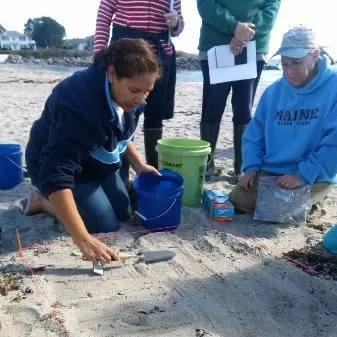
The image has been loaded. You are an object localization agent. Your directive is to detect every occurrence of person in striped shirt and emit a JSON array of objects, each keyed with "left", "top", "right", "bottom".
[{"left": 94, "top": 0, "right": 184, "bottom": 181}]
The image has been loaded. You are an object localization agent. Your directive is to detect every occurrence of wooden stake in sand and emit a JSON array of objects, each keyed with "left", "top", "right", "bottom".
[{"left": 16, "top": 228, "right": 23, "bottom": 257}]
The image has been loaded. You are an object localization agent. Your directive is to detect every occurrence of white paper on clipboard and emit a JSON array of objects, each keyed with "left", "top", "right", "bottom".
[{"left": 207, "top": 41, "right": 257, "bottom": 84}]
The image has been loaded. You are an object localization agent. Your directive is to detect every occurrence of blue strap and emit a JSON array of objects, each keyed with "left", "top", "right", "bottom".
[
  {"left": 90, "top": 133, "right": 134, "bottom": 164},
  {"left": 92, "top": 73, "right": 144, "bottom": 165}
]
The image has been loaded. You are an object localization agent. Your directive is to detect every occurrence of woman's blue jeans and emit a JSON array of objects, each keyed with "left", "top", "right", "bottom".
[{"left": 73, "top": 171, "right": 131, "bottom": 234}]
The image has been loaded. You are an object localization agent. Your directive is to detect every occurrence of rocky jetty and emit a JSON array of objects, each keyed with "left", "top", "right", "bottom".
[{"left": 5, "top": 52, "right": 201, "bottom": 71}]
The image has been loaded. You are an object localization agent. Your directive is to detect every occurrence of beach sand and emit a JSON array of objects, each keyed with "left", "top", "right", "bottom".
[{"left": 1, "top": 65, "right": 337, "bottom": 337}]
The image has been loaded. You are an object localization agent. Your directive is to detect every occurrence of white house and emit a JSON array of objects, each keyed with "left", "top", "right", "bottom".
[
  {"left": 77, "top": 43, "right": 87, "bottom": 51},
  {"left": 0, "top": 31, "right": 36, "bottom": 50}
]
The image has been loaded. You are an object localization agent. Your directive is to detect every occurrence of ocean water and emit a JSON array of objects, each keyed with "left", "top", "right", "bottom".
[
  {"left": 177, "top": 69, "right": 282, "bottom": 86},
  {"left": 1, "top": 63, "right": 282, "bottom": 86}
]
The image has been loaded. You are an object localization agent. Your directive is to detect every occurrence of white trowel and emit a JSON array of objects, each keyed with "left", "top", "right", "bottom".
[
  {"left": 88, "top": 250, "right": 175, "bottom": 275},
  {"left": 118, "top": 250, "right": 176, "bottom": 264},
  {"left": 93, "top": 261, "right": 104, "bottom": 276}
]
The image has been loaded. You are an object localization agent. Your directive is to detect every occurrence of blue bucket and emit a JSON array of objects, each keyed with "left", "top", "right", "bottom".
[
  {"left": 134, "top": 169, "right": 184, "bottom": 231},
  {"left": 323, "top": 224, "right": 337, "bottom": 254},
  {"left": 0, "top": 144, "right": 23, "bottom": 190}
]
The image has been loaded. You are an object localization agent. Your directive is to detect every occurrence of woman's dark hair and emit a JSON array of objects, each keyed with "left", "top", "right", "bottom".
[{"left": 94, "top": 39, "right": 161, "bottom": 79}]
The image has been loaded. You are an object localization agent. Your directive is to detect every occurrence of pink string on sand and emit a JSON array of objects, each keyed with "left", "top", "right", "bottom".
[
  {"left": 16, "top": 219, "right": 330, "bottom": 337},
  {"left": 22, "top": 223, "right": 194, "bottom": 251},
  {"left": 17, "top": 230, "right": 72, "bottom": 336},
  {"left": 212, "top": 221, "right": 331, "bottom": 279}
]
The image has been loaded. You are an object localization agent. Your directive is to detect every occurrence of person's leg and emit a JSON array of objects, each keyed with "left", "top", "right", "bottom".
[
  {"left": 73, "top": 180, "right": 122, "bottom": 234},
  {"left": 229, "top": 171, "right": 273, "bottom": 213},
  {"left": 24, "top": 189, "right": 57, "bottom": 217},
  {"left": 231, "top": 61, "right": 265, "bottom": 176},
  {"left": 143, "top": 127, "right": 162, "bottom": 168},
  {"left": 143, "top": 55, "right": 174, "bottom": 168},
  {"left": 252, "top": 61, "right": 265, "bottom": 104},
  {"left": 100, "top": 171, "right": 132, "bottom": 222},
  {"left": 24, "top": 142, "right": 57, "bottom": 217},
  {"left": 119, "top": 154, "right": 131, "bottom": 186},
  {"left": 200, "top": 60, "right": 231, "bottom": 179},
  {"left": 229, "top": 173, "right": 261, "bottom": 213},
  {"left": 230, "top": 171, "right": 334, "bottom": 215}
]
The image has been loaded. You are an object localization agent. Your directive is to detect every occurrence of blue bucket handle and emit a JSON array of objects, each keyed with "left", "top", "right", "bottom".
[
  {"left": 6, "top": 157, "right": 27, "bottom": 173},
  {"left": 135, "top": 198, "right": 177, "bottom": 222}
]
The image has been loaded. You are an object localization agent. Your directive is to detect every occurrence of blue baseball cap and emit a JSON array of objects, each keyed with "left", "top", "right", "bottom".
[{"left": 273, "top": 26, "right": 319, "bottom": 58}]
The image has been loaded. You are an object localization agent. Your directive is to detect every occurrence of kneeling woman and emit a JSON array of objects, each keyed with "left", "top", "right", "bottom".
[{"left": 25, "top": 39, "right": 160, "bottom": 264}]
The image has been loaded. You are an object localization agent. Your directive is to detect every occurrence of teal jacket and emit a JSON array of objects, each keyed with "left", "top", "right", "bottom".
[{"left": 197, "top": 0, "right": 281, "bottom": 54}]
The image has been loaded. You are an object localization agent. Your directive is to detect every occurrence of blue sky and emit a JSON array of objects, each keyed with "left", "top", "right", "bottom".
[{"left": 1, "top": 0, "right": 336, "bottom": 57}]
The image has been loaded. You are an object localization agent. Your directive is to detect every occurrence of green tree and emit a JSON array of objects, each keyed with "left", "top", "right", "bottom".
[
  {"left": 0, "top": 24, "right": 6, "bottom": 33},
  {"left": 24, "top": 17, "right": 66, "bottom": 48}
]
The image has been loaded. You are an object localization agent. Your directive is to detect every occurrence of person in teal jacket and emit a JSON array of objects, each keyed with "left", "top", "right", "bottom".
[
  {"left": 197, "top": 0, "right": 281, "bottom": 179},
  {"left": 229, "top": 26, "right": 337, "bottom": 214}
]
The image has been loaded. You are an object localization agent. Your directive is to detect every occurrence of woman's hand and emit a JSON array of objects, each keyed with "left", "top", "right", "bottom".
[
  {"left": 230, "top": 37, "right": 245, "bottom": 56},
  {"left": 134, "top": 163, "right": 161, "bottom": 176},
  {"left": 48, "top": 190, "right": 120, "bottom": 266},
  {"left": 163, "top": 9, "right": 179, "bottom": 28},
  {"left": 77, "top": 234, "right": 120, "bottom": 265},
  {"left": 234, "top": 22, "right": 255, "bottom": 43},
  {"left": 125, "top": 142, "right": 161, "bottom": 176}
]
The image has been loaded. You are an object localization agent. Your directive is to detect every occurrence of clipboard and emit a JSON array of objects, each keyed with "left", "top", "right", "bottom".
[{"left": 208, "top": 41, "right": 257, "bottom": 84}]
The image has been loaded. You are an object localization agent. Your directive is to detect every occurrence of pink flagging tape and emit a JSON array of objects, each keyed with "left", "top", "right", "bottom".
[
  {"left": 17, "top": 223, "right": 194, "bottom": 336},
  {"left": 19, "top": 250, "right": 72, "bottom": 336},
  {"left": 22, "top": 223, "right": 194, "bottom": 251},
  {"left": 95, "top": 223, "right": 193, "bottom": 241},
  {"left": 282, "top": 255, "right": 330, "bottom": 278},
  {"left": 212, "top": 222, "right": 271, "bottom": 251},
  {"left": 21, "top": 219, "right": 330, "bottom": 279},
  {"left": 211, "top": 221, "right": 332, "bottom": 280},
  {"left": 13, "top": 219, "right": 332, "bottom": 337}
]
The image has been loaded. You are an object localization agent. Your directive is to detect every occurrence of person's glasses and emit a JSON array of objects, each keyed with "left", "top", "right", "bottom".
[
  {"left": 281, "top": 58, "right": 305, "bottom": 70},
  {"left": 281, "top": 51, "right": 314, "bottom": 70}
]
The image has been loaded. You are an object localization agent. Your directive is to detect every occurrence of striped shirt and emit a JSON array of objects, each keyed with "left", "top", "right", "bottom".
[{"left": 94, "top": 0, "right": 184, "bottom": 55}]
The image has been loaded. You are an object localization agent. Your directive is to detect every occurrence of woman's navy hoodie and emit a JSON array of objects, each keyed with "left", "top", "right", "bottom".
[{"left": 25, "top": 64, "right": 142, "bottom": 197}]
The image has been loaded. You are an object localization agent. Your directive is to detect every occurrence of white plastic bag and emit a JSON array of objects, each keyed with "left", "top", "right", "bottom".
[{"left": 254, "top": 176, "right": 311, "bottom": 224}]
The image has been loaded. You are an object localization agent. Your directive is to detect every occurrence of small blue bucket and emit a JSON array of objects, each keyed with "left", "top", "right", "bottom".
[
  {"left": 134, "top": 169, "right": 184, "bottom": 231},
  {"left": 323, "top": 224, "right": 337, "bottom": 254},
  {"left": 0, "top": 144, "right": 23, "bottom": 190}
]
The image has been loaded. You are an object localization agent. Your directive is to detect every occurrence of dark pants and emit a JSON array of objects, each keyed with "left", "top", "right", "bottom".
[
  {"left": 27, "top": 144, "right": 131, "bottom": 233},
  {"left": 72, "top": 171, "right": 131, "bottom": 233},
  {"left": 110, "top": 25, "right": 176, "bottom": 128},
  {"left": 200, "top": 60, "right": 265, "bottom": 125},
  {"left": 144, "top": 53, "right": 176, "bottom": 128}
]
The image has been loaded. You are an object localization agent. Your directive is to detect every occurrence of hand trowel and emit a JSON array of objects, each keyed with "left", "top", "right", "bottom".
[
  {"left": 118, "top": 250, "right": 175, "bottom": 264},
  {"left": 93, "top": 261, "right": 104, "bottom": 276}
]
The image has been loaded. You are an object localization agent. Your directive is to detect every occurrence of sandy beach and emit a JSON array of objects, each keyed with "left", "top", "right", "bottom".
[{"left": 1, "top": 65, "right": 337, "bottom": 337}]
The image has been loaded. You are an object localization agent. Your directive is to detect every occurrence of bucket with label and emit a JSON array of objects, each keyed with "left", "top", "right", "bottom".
[{"left": 156, "top": 139, "right": 210, "bottom": 206}]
